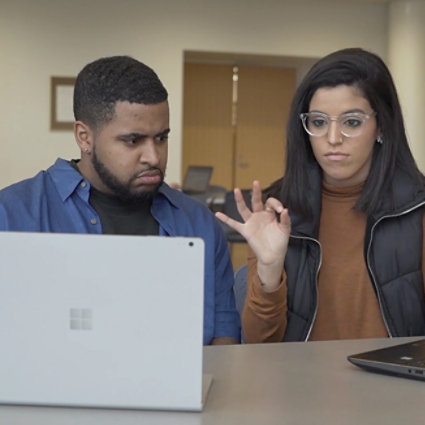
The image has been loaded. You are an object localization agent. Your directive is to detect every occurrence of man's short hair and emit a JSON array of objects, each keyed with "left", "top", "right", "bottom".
[{"left": 73, "top": 55, "right": 168, "bottom": 129}]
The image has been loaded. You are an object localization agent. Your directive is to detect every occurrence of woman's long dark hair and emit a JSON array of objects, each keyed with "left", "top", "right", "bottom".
[{"left": 269, "top": 48, "right": 423, "bottom": 218}]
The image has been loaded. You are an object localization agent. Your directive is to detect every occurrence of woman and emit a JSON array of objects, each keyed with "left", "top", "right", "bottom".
[{"left": 216, "top": 48, "right": 425, "bottom": 343}]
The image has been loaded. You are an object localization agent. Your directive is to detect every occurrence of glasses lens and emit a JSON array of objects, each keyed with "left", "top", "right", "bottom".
[
  {"left": 302, "top": 113, "right": 328, "bottom": 137},
  {"left": 339, "top": 114, "right": 367, "bottom": 137}
]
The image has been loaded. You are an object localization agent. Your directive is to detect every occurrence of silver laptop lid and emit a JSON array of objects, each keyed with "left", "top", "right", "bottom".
[{"left": 0, "top": 232, "right": 207, "bottom": 411}]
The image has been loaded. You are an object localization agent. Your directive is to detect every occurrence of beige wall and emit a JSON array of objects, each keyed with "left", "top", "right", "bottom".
[
  {"left": 388, "top": 0, "right": 425, "bottom": 172},
  {"left": 0, "top": 0, "right": 388, "bottom": 188}
]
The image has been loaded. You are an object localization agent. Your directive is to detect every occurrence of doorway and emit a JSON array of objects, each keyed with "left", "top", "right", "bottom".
[{"left": 182, "top": 52, "right": 313, "bottom": 270}]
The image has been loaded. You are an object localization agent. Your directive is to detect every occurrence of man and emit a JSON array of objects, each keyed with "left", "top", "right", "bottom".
[{"left": 0, "top": 56, "right": 240, "bottom": 345}]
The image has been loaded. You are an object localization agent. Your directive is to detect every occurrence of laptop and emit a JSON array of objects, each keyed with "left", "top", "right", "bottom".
[
  {"left": 182, "top": 166, "right": 213, "bottom": 195},
  {"left": 0, "top": 231, "right": 212, "bottom": 411},
  {"left": 348, "top": 338, "right": 425, "bottom": 381}
]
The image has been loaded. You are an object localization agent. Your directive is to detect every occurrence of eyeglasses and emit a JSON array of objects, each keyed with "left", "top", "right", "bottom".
[{"left": 300, "top": 111, "right": 376, "bottom": 138}]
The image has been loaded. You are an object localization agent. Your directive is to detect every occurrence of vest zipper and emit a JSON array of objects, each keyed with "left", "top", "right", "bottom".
[
  {"left": 289, "top": 234, "right": 322, "bottom": 341},
  {"left": 366, "top": 200, "right": 425, "bottom": 338}
]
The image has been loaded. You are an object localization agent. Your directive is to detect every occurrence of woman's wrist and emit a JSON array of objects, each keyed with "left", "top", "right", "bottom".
[{"left": 257, "top": 259, "right": 285, "bottom": 292}]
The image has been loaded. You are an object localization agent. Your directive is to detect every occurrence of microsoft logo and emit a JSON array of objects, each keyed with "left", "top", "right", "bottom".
[{"left": 70, "top": 308, "right": 93, "bottom": 330}]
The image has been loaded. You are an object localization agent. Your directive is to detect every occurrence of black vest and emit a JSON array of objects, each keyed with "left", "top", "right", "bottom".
[{"left": 283, "top": 167, "right": 425, "bottom": 341}]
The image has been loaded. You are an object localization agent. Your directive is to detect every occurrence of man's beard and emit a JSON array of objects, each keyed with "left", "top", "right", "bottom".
[{"left": 92, "top": 148, "right": 163, "bottom": 203}]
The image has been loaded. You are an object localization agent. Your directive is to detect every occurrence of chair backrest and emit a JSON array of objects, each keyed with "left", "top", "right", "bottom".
[
  {"left": 233, "top": 264, "right": 248, "bottom": 343},
  {"left": 233, "top": 264, "right": 248, "bottom": 318},
  {"left": 206, "top": 185, "right": 226, "bottom": 212}
]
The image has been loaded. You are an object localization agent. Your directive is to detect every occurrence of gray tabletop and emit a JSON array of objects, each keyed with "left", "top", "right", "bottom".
[{"left": 1, "top": 337, "right": 424, "bottom": 425}]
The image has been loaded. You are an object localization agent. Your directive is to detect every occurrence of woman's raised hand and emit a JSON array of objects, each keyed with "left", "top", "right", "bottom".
[{"left": 215, "top": 181, "right": 291, "bottom": 291}]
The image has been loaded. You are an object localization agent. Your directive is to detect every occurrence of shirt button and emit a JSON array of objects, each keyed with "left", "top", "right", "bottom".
[
  {"left": 81, "top": 181, "right": 87, "bottom": 188},
  {"left": 90, "top": 218, "right": 97, "bottom": 225}
]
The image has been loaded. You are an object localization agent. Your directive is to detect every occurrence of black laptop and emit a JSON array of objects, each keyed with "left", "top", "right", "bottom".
[
  {"left": 348, "top": 338, "right": 425, "bottom": 381},
  {"left": 182, "top": 166, "right": 213, "bottom": 195}
]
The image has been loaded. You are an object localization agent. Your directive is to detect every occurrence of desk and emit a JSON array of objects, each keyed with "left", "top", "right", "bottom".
[{"left": 1, "top": 337, "right": 423, "bottom": 425}]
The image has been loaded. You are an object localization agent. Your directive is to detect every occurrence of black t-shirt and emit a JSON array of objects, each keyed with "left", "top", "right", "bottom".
[
  {"left": 70, "top": 160, "right": 159, "bottom": 235},
  {"left": 89, "top": 186, "right": 159, "bottom": 235}
]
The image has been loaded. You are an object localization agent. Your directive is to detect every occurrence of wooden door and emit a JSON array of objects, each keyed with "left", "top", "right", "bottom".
[
  {"left": 183, "top": 62, "right": 296, "bottom": 270},
  {"left": 182, "top": 63, "right": 234, "bottom": 188},
  {"left": 235, "top": 65, "right": 295, "bottom": 188},
  {"left": 231, "top": 65, "right": 296, "bottom": 269}
]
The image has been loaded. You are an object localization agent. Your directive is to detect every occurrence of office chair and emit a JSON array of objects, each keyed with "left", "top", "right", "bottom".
[
  {"left": 205, "top": 184, "right": 226, "bottom": 212},
  {"left": 233, "top": 264, "right": 248, "bottom": 343},
  {"left": 234, "top": 264, "right": 248, "bottom": 317}
]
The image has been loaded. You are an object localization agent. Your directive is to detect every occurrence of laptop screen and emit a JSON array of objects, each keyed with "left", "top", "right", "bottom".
[
  {"left": 0, "top": 232, "right": 209, "bottom": 411},
  {"left": 182, "top": 166, "right": 213, "bottom": 194}
]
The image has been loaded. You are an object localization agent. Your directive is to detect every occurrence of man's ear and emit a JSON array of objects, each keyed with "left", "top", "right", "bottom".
[{"left": 74, "top": 121, "right": 93, "bottom": 154}]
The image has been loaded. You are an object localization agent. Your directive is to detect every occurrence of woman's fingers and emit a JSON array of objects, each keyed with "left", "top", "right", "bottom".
[
  {"left": 278, "top": 208, "right": 291, "bottom": 232},
  {"left": 234, "top": 188, "right": 252, "bottom": 221},
  {"left": 264, "top": 197, "right": 284, "bottom": 214},
  {"left": 215, "top": 211, "right": 245, "bottom": 234},
  {"left": 216, "top": 182, "right": 289, "bottom": 238},
  {"left": 251, "top": 181, "right": 264, "bottom": 213}
]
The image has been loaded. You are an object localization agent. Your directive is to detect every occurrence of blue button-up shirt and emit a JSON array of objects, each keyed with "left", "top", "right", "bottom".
[{"left": 0, "top": 158, "right": 240, "bottom": 344}]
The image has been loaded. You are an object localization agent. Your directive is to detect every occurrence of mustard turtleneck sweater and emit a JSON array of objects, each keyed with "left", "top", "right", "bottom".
[{"left": 242, "top": 182, "right": 425, "bottom": 342}]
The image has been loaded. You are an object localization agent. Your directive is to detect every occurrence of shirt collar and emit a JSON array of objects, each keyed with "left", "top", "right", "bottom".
[
  {"left": 48, "top": 158, "right": 181, "bottom": 209},
  {"left": 157, "top": 183, "right": 180, "bottom": 208},
  {"left": 48, "top": 158, "right": 87, "bottom": 201}
]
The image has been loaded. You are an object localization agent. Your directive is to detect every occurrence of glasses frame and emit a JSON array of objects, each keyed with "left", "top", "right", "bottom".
[{"left": 299, "top": 111, "right": 376, "bottom": 138}]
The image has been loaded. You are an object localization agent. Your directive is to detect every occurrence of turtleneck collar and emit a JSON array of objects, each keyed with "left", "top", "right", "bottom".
[{"left": 322, "top": 180, "right": 364, "bottom": 200}]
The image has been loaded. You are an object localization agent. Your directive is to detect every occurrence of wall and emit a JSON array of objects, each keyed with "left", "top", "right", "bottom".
[
  {"left": 388, "top": 0, "right": 425, "bottom": 172},
  {"left": 0, "top": 0, "right": 388, "bottom": 187}
]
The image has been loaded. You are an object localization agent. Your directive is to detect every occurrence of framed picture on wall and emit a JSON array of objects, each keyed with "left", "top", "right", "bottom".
[{"left": 50, "top": 76, "right": 76, "bottom": 130}]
